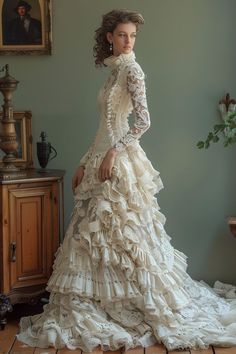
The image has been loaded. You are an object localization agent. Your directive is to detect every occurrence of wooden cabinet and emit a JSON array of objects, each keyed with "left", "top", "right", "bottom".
[{"left": 0, "top": 169, "right": 65, "bottom": 305}]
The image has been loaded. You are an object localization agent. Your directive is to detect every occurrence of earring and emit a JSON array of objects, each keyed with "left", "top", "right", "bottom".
[{"left": 109, "top": 42, "right": 113, "bottom": 52}]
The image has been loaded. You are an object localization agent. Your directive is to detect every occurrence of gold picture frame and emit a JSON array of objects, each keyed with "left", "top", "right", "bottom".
[
  {"left": 0, "top": 110, "right": 33, "bottom": 168},
  {"left": 0, "top": 0, "right": 52, "bottom": 55}
]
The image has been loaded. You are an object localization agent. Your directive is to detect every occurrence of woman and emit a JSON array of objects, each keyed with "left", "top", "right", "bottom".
[{"left": 18, "top": 9, "right": 236, "bottom": 352}]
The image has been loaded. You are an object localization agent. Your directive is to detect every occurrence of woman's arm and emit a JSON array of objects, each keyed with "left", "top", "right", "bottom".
[
  {"left": 98, "top": 63, "right": 150, "bottom": 182},
  {"left": 98, "top": 148, "right": 117, "bottom": 182},
  {"left": 72, "top": 165, "right": 85, "bottom": 193},
  {"left": 113, "top": 63, "right": 151, "bottom": 151}
]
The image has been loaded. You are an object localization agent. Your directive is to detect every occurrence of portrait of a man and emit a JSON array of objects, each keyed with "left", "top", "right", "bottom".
[{"left": 2, "top": 0, "right": 42, "bottom": 45}]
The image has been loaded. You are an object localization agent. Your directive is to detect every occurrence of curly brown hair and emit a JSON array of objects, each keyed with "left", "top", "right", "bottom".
[{"left": 93, "top": 9, "right": 144, "bottom": 67}]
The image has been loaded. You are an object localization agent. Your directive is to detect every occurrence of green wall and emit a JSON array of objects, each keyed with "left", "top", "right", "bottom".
[{"left": 1, "top": 0, "right": 236, "bottom": 284}]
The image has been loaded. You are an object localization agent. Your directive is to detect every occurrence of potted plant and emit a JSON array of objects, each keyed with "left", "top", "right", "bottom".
[
  {"left": 197, "top": 111, "right": 236, "bottom": 149},
  {"left": 197, "top": 93, "right": 236, "bottom": 237}
]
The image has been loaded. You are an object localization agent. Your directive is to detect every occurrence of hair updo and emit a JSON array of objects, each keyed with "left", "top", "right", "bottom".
[{"left": 93, "top": 9, "right": 144, "bottom": 67}]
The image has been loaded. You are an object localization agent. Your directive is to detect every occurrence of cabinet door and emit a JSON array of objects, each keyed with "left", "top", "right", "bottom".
[{"left": 9, "top": 186, "right": 54, "bottom": 290}]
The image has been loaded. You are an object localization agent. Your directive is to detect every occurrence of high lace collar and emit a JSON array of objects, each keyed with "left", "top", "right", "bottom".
[{"left": 104, "top": 51, "right": 135, "bottom": 68}]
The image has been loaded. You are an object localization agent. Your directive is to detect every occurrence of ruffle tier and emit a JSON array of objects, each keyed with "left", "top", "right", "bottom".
[{"left": 17, "top": 144, "right": 236, "bottom": 352}]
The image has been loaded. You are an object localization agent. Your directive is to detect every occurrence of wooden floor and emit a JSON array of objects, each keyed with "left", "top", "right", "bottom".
[{"left": 1, "top": 304, "right": 236, "bottom": 354}]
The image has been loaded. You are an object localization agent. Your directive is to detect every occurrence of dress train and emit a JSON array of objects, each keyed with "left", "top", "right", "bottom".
[{"left": 17, "top": 144, "right": 236, "bottom": 352}]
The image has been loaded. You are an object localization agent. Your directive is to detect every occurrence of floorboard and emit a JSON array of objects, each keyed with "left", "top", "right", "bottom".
[
  {"left": 0, "top": 320, "right": 18, "bottom": 354},
  {"left": 34, "top": 348, "right": 57, "bottom": 354},
  {"left": 146, "top": 343, "right": 166, "bottom": 354},
  {"left": 190, "top": 348, "right": 214, "bottom": 354},
  {"left": 124, "top": 347, "right": 144, "bottom": 353},
  {"left": 168, "top": 350, "right": 190, "bottom": 353},
  {"left": 57, "top": 349, "right": 82, "bottom": 354},
  {"left": 214, "top": 348, "right": 236, "bottom": 354},
  {"left": 82, "top": 349, "right": 103, "bottom": 354},
  {"left": 10, "top": 338, "right": 35, "bottom": 353}
]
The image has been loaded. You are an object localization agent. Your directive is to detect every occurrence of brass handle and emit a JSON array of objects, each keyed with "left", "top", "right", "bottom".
[{"left": 10, "top": 242, "right": 16, "bottom": 262}]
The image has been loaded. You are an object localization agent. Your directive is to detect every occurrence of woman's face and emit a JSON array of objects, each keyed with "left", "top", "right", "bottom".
[{"left": 107, "top": 22, "right": 137, "bottom": 56}]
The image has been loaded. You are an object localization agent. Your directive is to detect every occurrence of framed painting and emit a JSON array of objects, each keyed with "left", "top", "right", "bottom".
[
  {"left": 0, "top": 0, "right": 52, "bottom": 55},
  {"left": 0, "top": 111, "right": 34, "bottom": 168}
]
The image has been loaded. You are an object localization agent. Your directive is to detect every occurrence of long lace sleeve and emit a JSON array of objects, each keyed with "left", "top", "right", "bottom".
[{"left": 113, "top": 64, "right": 151, "bottom": 151}]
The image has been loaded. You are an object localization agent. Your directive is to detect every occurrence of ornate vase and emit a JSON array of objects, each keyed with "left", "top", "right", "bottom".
[
  {"left": 0, "top": 64, "right": 19, "bottom": 173},
  {"left": 37, "top": 132, "right": 57, "bottom": 169}
]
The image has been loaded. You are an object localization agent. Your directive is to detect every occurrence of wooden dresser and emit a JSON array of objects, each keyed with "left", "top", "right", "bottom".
[{"left": 0, "top": 169, "right": 65, "bottom": 308}]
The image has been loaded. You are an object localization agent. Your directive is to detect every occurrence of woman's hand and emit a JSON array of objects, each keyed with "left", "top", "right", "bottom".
[
  {"left": 72, "top": 165, "right": 85, "bottom": 193},
  {"left": 98, "top": 148, "right": 118, "bottom": 182}
]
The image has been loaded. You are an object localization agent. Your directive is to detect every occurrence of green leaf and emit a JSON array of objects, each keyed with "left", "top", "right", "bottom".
[
  {"left": 229, "top": 122, "right": 236, "bottom": 129},
  {"left": 197, "top": 141, "right": 205, "bottom": 149},
  {"left": 224, "top": 137, "right": 232, "bottom": 146},
  {"left": 197, "top": 111, "right": 236, "bottom": 150},
  {"left": 231, "top": 137, "right": 236, "bottom": 143},
  {"left": 224, "top": 141, "right": 229, "bottom": 147},
  {"left": 212, "top": 135, "right": 219, "bottom": 143},
  {"left": 214, "top": 124, "right": 225, "bottom": 132},
  {"left": 228, "top": 112, "right": 236, "bottom": 120}
]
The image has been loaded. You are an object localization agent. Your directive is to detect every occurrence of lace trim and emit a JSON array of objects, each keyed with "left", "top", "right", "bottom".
[
  {"left": 103, "top": 51, "right": 136, "bottom": 68},
  {"left": 106, "top": 70, "right": 121, "bottom": 147}
]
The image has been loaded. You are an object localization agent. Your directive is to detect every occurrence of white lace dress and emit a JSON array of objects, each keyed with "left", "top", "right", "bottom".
[{"left": 17, "top": 51, "right": 236, "bottom": 352}]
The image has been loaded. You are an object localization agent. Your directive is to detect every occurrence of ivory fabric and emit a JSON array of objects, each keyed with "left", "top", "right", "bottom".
[{"left": 17, "top": 51, "right": 236, "bottom": 352}]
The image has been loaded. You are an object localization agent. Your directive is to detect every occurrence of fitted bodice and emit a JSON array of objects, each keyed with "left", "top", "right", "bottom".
[
  {"left": 79, "top": 51, "right": 151, "bottom": 166},
  {"left": 93, "top": 71, "right": 130, "bottom": 153}
]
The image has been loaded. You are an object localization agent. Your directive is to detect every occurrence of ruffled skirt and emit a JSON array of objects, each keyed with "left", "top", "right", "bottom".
[{"left": 17, "top": 143, "right": 236, "bottom": 352}]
